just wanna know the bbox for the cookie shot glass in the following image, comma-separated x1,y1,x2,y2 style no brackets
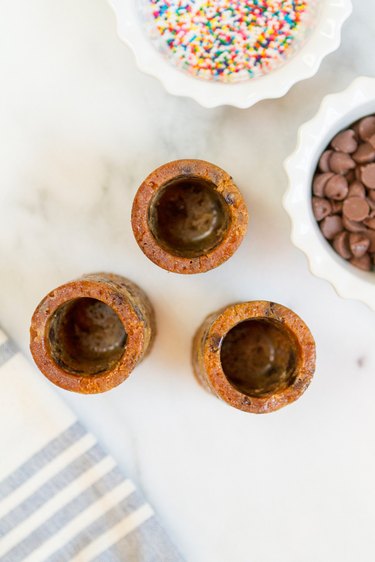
131,159,248,274
30,273,156,393
192,301,316,413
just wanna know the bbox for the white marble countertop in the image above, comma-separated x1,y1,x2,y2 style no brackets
1,1,375,561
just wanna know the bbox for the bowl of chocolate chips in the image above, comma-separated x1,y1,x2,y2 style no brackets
284,76,375,311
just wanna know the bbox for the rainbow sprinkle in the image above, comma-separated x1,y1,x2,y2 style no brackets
146,0,315,83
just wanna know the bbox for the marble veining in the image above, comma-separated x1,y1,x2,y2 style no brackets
1,1,375,562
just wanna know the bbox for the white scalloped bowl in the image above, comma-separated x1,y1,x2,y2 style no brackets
108,0,352,108
284,76,375,312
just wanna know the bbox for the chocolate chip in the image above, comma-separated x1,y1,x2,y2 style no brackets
352,142,375,164
358,116,375,141
210,334,222,352
318,150,333,173
329,152,356,175
224,193,235,205
331,129,357,153
361,163,375,188
352,121,361,139
348,181,366,198
320,215,343,240
368,133,375,149
349,233,370,258
333,231,351,259
350,254,371,271
343,197,369,222
312,197,332,221
324,175,348,200
367,229,375,252
355,166,363,181
342,216,367,233
364,211,375,230
313,173,334,197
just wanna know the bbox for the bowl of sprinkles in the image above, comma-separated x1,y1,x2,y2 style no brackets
109,0,352,107
146,0,316,83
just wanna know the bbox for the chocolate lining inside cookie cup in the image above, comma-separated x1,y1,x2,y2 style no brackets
192,301,316,414
48,298,127,376
30,273,155,394
148,176,230,258
220,318,298,397
132,159,248,274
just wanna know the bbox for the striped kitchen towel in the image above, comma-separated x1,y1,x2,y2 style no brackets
0,329,183,562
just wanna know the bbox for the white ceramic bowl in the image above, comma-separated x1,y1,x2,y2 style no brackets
284,76,375,312
108,0,352,109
